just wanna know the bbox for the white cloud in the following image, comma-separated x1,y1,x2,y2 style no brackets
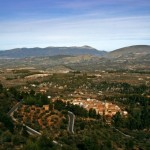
0,14,150,51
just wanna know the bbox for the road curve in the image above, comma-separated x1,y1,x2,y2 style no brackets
111,126,133,138
8,100,61,146
7,101,22,116
68,111,75,134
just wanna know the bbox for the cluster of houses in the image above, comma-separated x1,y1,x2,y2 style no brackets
71,98,127,117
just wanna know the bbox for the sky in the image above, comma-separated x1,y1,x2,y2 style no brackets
0,0,150,51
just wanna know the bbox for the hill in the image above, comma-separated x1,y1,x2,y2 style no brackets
105,45,150,59
0,46,106,59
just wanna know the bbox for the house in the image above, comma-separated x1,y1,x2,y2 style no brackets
43,105,49,111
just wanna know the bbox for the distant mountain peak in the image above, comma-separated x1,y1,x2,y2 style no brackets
81,45,94,49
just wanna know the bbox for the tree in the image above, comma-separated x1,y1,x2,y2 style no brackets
2,131,12,142
141,105,150,129
39,94,49,106
23,140,39,150
22,125,29,137
125,139,134,150
112,112,122,127
38,135,54,150
30,90,35,96
12,134,26,145
0,113,14,132
89,108,97,118
9,87,20,99
54,100,66,111
0,83,3,93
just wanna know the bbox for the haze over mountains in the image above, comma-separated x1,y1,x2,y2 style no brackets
0,45,149,71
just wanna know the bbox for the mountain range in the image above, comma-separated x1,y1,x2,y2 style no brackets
0,45,149,71
0,46,106,59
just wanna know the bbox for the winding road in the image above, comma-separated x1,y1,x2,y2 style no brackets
67,111,75,134
7,101,22,116
7,100,62,146
111,126,133,138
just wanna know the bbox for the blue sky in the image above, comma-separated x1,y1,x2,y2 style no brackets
0,0,150,51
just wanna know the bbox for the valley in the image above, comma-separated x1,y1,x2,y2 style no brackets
0,45,150,149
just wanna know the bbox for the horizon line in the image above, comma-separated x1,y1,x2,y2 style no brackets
0,44,150,52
